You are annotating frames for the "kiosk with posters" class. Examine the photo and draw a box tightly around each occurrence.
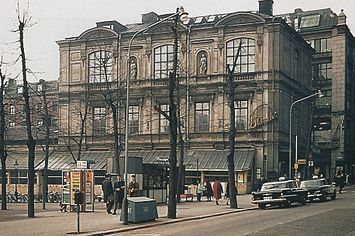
[62,161,95,212]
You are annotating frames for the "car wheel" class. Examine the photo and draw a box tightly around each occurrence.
[284,200,291,208]
[300,196,307,205]
[258,203,266,209]
[320,194,327,202]
[331,191,336,200]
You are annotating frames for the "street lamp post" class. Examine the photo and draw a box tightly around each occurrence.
[122,7,189,225]
[14,160,19,203]
[288,90,323,179]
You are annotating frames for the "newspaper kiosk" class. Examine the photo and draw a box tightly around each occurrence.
[62,161,95,212]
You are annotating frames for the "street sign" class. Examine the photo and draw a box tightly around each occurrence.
[308,160,314,167]
[77,160,88,169]
[298,159,307,165]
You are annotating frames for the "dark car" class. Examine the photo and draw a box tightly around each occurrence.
[300,178,336,202]
[251,180,308,209]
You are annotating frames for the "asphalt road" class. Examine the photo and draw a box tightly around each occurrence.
[117,189,355,236]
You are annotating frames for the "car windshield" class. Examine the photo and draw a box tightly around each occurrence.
[261,182,287,190]
[301,180,322,188]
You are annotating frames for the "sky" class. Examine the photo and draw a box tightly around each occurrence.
[0,0,354,82]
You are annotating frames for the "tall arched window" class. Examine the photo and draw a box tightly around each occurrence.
[154,45,174,79]
[226,38,255,73]
[89,51,112,83]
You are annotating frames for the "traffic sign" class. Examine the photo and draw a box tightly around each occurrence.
[298,159,307,165]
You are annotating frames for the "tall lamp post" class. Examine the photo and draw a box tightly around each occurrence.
[14,160,19,203]
[288,90,323,179]
[122,7,189,225]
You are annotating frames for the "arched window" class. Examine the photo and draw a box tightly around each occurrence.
[89,51,112,83]
[154,45,174,79]
[226,38,255,73]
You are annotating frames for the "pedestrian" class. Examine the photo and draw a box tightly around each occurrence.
[204,177,213,202]
[225,181,230,205]
[102,173,114,214]
[113,174,125,215]
[196,181,204,202]
[128,175,140,197]
[212,177,223,205]
[335,170,345,193]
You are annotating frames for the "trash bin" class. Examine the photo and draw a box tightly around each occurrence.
[127,197,158,223]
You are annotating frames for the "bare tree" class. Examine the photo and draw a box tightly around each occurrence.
[93,50,121,174]
[226,41,242,209]
[38,79,50,209]
[0,61,8,210]
[16,2,36,217]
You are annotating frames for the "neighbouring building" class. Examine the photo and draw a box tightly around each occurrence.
[280,8,355,182]
[57,0,315,193]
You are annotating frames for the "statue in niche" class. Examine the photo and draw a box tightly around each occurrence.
[199,53,207,75]
[130,59,137,79]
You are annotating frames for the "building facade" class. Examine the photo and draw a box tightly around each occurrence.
[281,8,355,182]
[57,0,314,192]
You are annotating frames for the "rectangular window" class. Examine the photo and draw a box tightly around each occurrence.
[89,51,113,83]
[195,102,209,132]
[9,105,15,115]
[93,107,106,135]
[52,101,58,112]
[235,101,248,130]
[310,38,332,53]
[154,45,174,79]
[129,105,139,134]
[9,121,15,127]
[159,104,169,133]
[226,38,255,74]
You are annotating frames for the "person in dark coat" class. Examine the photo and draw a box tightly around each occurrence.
[204,177,213,202]
[335,170,345,193]
[212,177,223,205]
[113,174,125,215]
[128,175,140,197]
[101,174,114,214]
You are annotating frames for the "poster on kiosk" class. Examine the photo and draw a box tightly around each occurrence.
[62,160,94,212]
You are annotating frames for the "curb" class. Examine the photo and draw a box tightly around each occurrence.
[83,206,258,236]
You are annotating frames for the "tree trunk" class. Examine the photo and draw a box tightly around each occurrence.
[167,14,179,219]
[227,69,238,209]
[225,41,242,209]
[0,69,7,210]
[19,21,36,218]
[42,83,50,209]
[112,105,121,174]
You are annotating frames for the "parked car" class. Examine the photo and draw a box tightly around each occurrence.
[300,178,336,202]
[251,179,308,209]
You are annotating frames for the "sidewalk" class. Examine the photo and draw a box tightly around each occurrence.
[0,195,256,236]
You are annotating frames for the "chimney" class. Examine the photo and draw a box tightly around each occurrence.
[258,0,274,16]
[337,9,347,25]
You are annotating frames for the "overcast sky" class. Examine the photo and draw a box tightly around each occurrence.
[0,0,354,82]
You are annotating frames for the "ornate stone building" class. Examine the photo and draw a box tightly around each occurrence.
[57,1,314,191]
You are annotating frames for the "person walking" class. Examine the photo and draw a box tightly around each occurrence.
[335,170,345,193]
[102,174,114,214]
[225,181,230,205]
[204,177,213,202]
[212,177,223,205]
[113,174,125,215]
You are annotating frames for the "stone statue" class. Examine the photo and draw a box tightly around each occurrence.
[199,54,207,75]
[130,59,137,79]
